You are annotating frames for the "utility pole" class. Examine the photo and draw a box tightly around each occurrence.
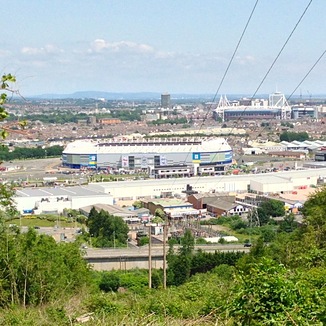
[163,222,167,289]
[148,225,152,289]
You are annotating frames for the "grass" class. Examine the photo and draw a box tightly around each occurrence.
[6,217,83,228]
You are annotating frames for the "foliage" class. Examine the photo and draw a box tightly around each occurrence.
[228,258,326,324]
[179,229,194,256]
[0,228,90,307]
[154,208,165,218]
[138,236,149,246]
[280,131,309,142]
[279,213,298,233]
[148,117,187,125]
[99,272,120,292]
[200,215,247,230]
[87,208,129,248]
[0,145,63,161]
[0,183,19,218]
[167,230,194,286]
[190,250,244,275]
[301,186,326,248]
[10,110,142,124]
[132,200,142,209]
[257,199,285,225]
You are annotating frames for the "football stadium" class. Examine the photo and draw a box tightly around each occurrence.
[62,137,233,178]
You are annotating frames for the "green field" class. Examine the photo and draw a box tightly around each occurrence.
[6,217,82,228]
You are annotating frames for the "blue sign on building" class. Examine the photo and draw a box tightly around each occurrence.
[88,154,97,166]
[192,153,201,162]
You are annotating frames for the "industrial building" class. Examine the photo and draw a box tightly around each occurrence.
[14,186,114,215]
[85,168,325,201]
[13,169,326,215]
[62,137,233,178]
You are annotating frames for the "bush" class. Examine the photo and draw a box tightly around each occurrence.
[99,273,120,292]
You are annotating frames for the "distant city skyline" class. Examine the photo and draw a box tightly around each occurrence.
[1,1,325,97]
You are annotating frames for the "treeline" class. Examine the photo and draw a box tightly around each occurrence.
[110,110,142,121]
[148,117,188,125]
[8,110,142,124]
[167,232,244,286]
[279,131,309,141]
[0,145,63,161]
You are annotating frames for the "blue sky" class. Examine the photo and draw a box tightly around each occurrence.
[1,0,325,96]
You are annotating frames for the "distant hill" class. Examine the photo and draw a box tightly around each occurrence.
[31,91,234,101]
[30,91,326,101]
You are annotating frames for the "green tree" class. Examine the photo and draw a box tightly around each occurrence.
[132,200,142,209]
[257,199,285,225]
[154,208,165,218]
[280,131,309,142]
[301,186,326,248]
[179,229,194,256]
[167,229,194,286]
[0,229,90,307]
[279,213,298,233]
[87,208,129,247]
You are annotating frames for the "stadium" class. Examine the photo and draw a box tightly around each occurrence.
[62,137,233,178]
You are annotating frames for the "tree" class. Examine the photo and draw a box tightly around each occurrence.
[257,199,285,225]
[0,74,26,139]
[179,229,194,256]
[167,229,194,286]
[132,200,142,209]
[87,208,129,247]
[154,208,165,219]
[279,213,298,233]
[301,186,326,248]
[0,229,90,307]
[280,131,309,142]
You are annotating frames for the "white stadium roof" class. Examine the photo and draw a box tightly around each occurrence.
[63,138,232,155]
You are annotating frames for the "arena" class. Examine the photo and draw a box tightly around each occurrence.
[62,137,233,178]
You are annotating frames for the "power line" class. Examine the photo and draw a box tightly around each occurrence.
[191,0,314,188]
[200,0,260,129]
[287,49,326,101]
[250,0,313,100]
[170,0,260,186]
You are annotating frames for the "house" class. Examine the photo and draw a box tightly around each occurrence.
[140,198,203,219]
[79,203,141,224]
[205,197,248,217]
[187,193,235,210]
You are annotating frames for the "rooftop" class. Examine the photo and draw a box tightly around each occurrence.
[15,185,109,198]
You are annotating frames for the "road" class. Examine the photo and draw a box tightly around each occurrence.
[84,244,249,270]
[85,244,250,258]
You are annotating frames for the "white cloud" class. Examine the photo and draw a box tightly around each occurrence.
[235,55,256,65]
[88,39,154,54]
[21,44,63,55]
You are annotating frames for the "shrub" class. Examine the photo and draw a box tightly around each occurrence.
[99,273,120,292]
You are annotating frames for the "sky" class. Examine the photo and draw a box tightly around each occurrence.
[1,0,325,97]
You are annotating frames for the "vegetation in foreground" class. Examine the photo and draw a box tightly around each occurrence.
[0,187,325,325]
